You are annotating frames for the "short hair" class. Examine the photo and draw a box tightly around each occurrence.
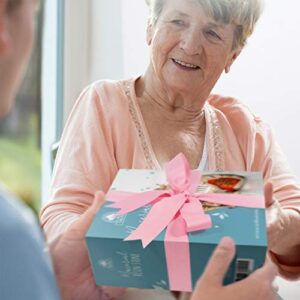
[145,0,263,49]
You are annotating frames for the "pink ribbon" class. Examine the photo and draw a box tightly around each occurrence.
[106,153,264,291]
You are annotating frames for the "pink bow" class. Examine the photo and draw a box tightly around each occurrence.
[107,153,263,248]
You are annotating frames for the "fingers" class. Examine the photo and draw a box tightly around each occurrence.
[238,259,279,300]
[200,236,236,286]
[248,257,278,283]
[226,256,278,300]
[264,182,274,208]
[91,191,106,213]
[71,191,106,234]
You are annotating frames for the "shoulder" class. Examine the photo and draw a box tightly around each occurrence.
[207,94,275,154]
[73,78,133,118]
[79,78,131,105]
[207,94,272,135]
[207,94,256,124]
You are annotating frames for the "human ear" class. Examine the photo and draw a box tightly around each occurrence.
[224,46,242,73]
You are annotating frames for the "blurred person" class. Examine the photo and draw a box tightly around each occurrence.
[0,0,105,299]
[0,0,60,297]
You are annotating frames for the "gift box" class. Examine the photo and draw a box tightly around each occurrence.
[86,154,267,292]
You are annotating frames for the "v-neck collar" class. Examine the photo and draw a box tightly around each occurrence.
[123,77,225,171]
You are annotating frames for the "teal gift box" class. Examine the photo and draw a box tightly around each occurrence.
[86,163,267,292]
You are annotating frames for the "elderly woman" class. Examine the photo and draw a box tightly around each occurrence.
[41,0,300,298]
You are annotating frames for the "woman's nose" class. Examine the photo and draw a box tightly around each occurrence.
[179,31,202,56]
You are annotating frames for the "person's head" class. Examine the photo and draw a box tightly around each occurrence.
[144,0,263,100]
[0,0,38,118]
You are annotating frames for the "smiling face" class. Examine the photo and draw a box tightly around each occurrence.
[146,0,242,99]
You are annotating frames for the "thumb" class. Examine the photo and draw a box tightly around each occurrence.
[264,182,274,208]
[199,237,236,286]
[248,256,278,282]
[229,257,278,300]
[70,191,105,234]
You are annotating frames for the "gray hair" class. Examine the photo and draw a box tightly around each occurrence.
[145,0,263,49]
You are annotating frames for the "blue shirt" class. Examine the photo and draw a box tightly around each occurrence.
[0,186,61,300]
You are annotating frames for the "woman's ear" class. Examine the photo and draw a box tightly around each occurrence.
[224,46,242,73]
[146,20,153,46]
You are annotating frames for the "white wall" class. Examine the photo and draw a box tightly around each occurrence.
[89,0,124,82]
[121,0,149,78]
[64,0,90,122]
[63,0,124,123]
[213,0,300,178]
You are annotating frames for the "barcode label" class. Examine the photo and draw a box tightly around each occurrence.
[234,259,254,281]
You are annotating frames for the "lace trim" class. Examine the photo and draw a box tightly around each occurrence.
[123,80,225,171]
[206,105,225,171]
[123,81,156,169]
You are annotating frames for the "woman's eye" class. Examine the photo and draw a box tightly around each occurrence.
[171,19,185,26]
[206,30,222,40]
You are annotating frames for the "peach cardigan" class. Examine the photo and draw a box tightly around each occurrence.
[41,78,300,282]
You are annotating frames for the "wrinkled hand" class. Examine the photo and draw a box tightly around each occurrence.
[50,192,111,300]
[191,237,278,300]
[264,182,299,257]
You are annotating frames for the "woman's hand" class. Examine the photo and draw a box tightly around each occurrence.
[49,191,124,300]
[191,237,278,300]
[264,182,300,265]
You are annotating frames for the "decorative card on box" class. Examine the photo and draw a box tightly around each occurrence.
[86,154,267,292]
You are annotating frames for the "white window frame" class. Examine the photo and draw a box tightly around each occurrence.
[41,0,64,204]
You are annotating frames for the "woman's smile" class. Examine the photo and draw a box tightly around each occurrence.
[171,58,201,71]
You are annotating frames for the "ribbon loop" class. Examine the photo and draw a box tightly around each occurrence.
[165,153,197,193]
